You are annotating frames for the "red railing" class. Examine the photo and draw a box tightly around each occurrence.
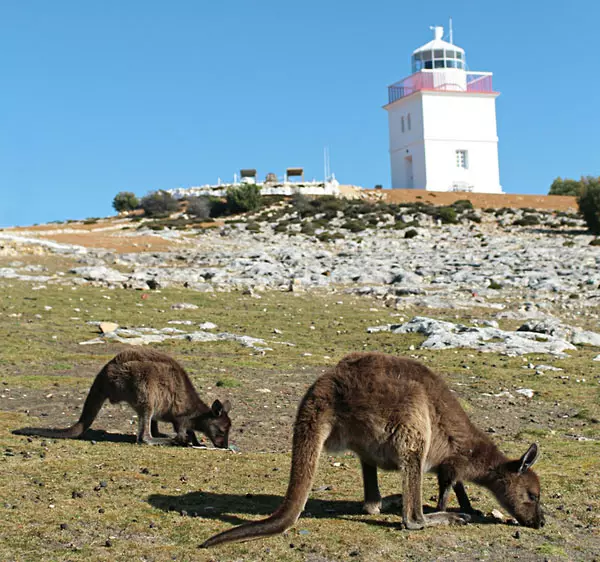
[388,72,495,104]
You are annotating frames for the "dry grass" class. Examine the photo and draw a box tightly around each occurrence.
[0,282,599,560]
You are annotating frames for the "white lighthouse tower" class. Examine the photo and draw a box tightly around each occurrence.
[384,26,502,193]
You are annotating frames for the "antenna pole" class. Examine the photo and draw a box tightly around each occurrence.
[449,17,453,44]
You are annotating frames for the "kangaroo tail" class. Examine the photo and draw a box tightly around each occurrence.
[13,368,108,439]
[201,391,332,548]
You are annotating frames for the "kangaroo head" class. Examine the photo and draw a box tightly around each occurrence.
[195,399,232,449]
[492,443,544,529]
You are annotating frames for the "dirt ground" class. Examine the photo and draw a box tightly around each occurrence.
[366,189,578,211]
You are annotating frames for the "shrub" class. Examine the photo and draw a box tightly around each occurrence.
[435,206,458,224]
[245,221,261,232]
[488,280,503,290]
[513,214,540,226]
[549,177,582,196]
[577,177,600,234]
[209,197,229,218]
[464,212,482,223]
[186,196,211,219]
[300,222,316,235]
[312,195,347,213]
[589,238,600,246]
[112,191,139,213]
[317,231,345,242]
[341,219,366,232]
[291,193,313,217]
[404,228,418,239]
[273,223,288,233]
[140,191,179,218]
[226,184,262,214]
[452,199,474,212]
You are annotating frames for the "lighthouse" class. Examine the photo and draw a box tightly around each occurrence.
[384,26,502,193]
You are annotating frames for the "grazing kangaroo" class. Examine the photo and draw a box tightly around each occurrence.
[202,352,543,548]
[15,349,232,448]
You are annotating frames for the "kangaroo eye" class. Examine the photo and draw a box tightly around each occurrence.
[528,492,539,502]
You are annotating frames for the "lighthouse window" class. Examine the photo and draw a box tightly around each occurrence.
[434,60,444,68]
[401,116,405,133]
[445,50,455,58]
[434,49,444,58]
[456,150,468,169]
[407,113,412,131]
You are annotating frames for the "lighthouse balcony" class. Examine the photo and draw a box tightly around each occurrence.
[387,71,495,104]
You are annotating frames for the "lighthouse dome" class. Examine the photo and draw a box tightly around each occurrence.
[411,26,466,73]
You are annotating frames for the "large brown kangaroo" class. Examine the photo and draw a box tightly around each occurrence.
[15,349,232,448]
[202,352,543,548]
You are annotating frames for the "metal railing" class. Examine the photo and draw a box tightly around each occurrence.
[388,71,495,104]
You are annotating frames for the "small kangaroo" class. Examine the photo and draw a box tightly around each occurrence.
[202,352,543,548]
[15,349,232,448]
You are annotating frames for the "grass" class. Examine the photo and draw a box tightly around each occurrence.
[1,281,599,560]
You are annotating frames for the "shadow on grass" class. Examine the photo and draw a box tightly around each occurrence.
[12,428,138,444]
[148,490,498,529]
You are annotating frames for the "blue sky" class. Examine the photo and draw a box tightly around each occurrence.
[1,0,598,226]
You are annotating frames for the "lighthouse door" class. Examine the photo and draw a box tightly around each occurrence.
[404,156,414,189]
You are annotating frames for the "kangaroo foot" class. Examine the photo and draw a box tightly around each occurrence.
[137,436,176,446]
[362,500,382,515]
[404,518,425,530]
[425,512,471,526]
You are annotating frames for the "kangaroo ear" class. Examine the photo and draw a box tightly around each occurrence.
[221,399,231,414]
[211,400,224,417]
[518,443,539,474]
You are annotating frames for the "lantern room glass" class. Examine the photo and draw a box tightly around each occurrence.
[412,49,465,73]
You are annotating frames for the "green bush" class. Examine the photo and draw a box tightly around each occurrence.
[209,197,229,218]
[273,223,288,233]
[435,206,458,224]
[112,191,139,213]
[226,184,262,214]
[291,193,313,217]
[549,177,582,196]
[513,214,540,226]
[300,222,316,235]
[589,238,600,246]
[488,280,503,290]
[186,196,211,219]
[452,199,474,212]
[317,231,345,242]
[140,191,179,218]
[245,221,261,232]
[577,177,600,234]
[341,219,366,232]
[464,212,482,223]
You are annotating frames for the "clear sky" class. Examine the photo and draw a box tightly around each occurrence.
[1,0,598,226]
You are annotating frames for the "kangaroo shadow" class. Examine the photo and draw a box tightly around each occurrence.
[12,428,137,444]
[147,490,499,530]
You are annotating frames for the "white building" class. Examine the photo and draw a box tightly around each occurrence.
[384,26,502,193]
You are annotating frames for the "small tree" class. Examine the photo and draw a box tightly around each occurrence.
[140,190,179,218]
[112,191,139,213]
[549,177,582,196]
[577,177,600,234]
[225,184,262,214]
[186,196,211,219]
